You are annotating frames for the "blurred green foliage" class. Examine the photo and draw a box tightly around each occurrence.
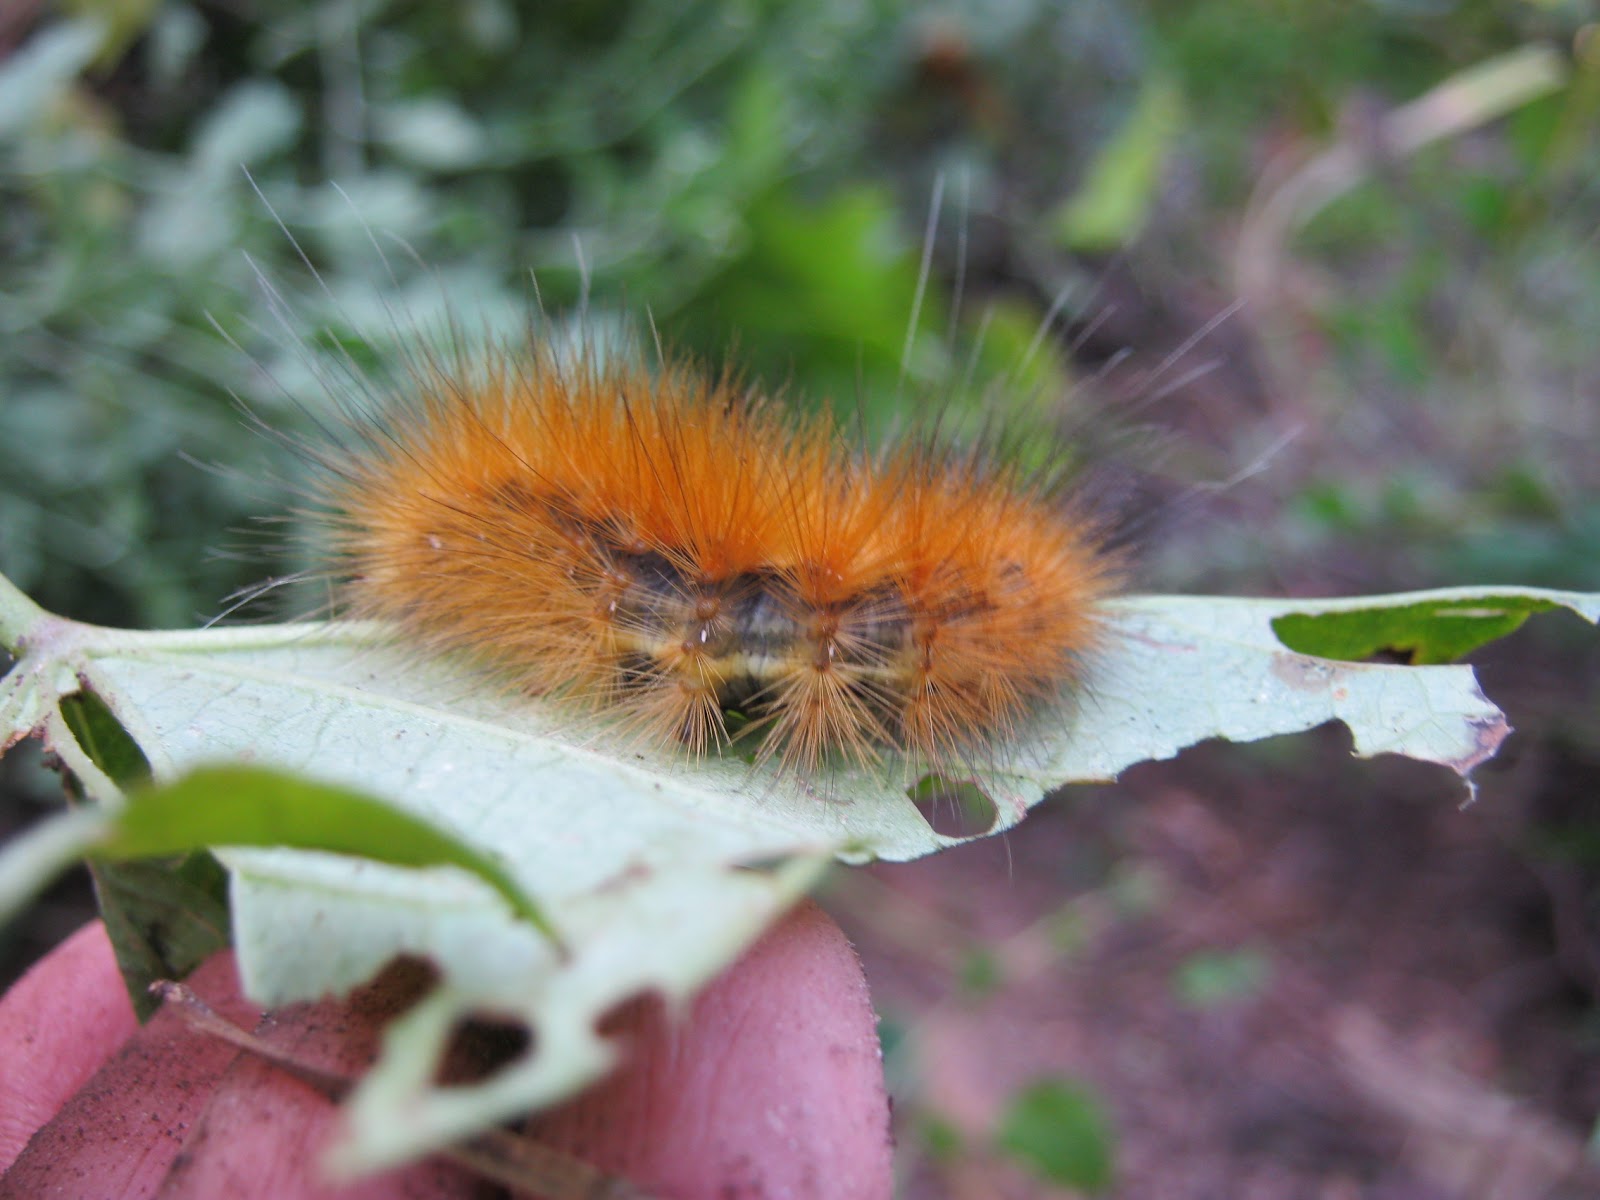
[0,0,1099,628]
[1053,71,1183,252]
[1171,946,1271,1008]
[995,1076,1117,1193]
[5,0,1597,635]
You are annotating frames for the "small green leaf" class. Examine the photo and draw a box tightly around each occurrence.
[1173,947,1270,1009]
[996,1078,1116,1193]
[101,765,562,949]
[875,1013,907,1062]
[958,946,1002,997]
[919,1113,964,1161]
[1272,593,1564,665]
[1054,74,1183,252]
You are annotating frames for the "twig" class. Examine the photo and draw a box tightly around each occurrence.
[0,570,47,655]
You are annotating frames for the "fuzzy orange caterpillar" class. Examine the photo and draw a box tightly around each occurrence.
[313,343,1114,774]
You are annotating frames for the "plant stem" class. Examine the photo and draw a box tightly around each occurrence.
[0,571,47,655]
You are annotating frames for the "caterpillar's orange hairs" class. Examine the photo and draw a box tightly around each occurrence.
[313,341,1115,775]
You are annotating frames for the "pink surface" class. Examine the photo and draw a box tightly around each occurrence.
[0,921,139,1172]
[535,899,895,1199]
[0,902,892,1199]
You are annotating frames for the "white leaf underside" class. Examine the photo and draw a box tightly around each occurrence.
[10,586,1597,1171]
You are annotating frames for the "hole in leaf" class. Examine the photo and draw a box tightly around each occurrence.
[434,1013,536,1087]
[907,775,998,838]
[593,989,665,1042]
[525,990,667,1150]
[355,956,440,1016]
[58,689,151,787]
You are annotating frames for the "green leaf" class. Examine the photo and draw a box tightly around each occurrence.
[679,185,946,427]
[1173,947,1270,1008]
[102,765,561,948]
[918,1113,963,1161]
[1269,590,1587,665]
[91,853,230,1020]
[996,1078,1116,1193]
[958,947,1002,997]
[1053,74,1183,252]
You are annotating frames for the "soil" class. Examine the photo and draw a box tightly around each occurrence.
[822,628,1600,1198]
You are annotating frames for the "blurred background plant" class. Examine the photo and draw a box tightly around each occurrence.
[3,0,1599,1195]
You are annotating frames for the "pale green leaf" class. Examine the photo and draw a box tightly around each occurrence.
[373,97,489,170]
[0,583,1594,1171]
[0,807,110,928]
[0,21,104,139]
[191,80,301,175]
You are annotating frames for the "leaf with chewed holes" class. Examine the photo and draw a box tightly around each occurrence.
[0,574,1595,1172]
